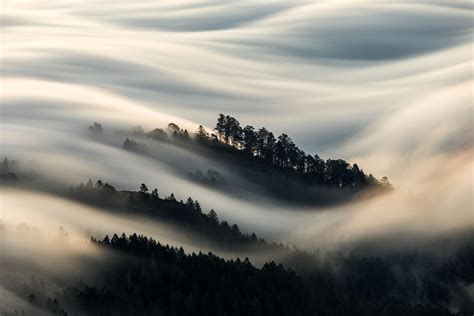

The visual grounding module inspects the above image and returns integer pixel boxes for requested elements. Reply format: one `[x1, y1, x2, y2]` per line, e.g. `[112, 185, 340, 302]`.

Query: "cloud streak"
[1, 0, 472, 251]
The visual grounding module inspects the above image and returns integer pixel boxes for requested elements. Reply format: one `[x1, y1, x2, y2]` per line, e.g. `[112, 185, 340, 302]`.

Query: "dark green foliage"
[139, 183, 148, 194]
[76, 235, 307, 316]
[206, 114, 392, 204]
[195, 125, 209, 143]
[69, 183, 269, 251]
[49, 233, 473, 316]
[128, 115, 392, 205]
[6, 180, 474, 315]
[207, 114, 389, 190]
[189, 122, 390, 204]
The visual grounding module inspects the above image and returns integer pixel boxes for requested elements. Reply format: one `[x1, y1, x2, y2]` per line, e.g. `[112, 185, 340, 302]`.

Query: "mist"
[1, 0, 472, 246]
[1, 1, 473, 314]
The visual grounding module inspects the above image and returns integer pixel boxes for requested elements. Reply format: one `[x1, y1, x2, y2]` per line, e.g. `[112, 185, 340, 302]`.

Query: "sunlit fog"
[1, 1, 473, 315]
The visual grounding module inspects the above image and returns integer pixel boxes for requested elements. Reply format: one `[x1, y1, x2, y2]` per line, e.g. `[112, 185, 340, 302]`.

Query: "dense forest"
[1, 114, 392, 204]
[1, 117, 471, 316]
[69, 180, 272, 252]
[2, 2, 471, 315]
[11, 181, 471, 316]
[1, 170, 473, 315]
[12, 232, 474, 316]
[117, 114, 393, 205]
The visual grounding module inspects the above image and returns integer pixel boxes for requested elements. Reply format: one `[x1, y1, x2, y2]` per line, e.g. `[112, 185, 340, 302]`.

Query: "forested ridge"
[2, 117, 472, 316]
[2, 180, 473, 315]
[1, 114, 392, 205]
[2, 2, 471, 316]
[12, 232, 474, 316]
[7, 180, 472, 316]
[117, 114, 393, 205]
[69, 180, 273, 252]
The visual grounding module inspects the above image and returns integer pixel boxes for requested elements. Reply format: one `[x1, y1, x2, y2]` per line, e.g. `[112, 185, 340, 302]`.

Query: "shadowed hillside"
[118, 114, 393, 206]
[11, 232, 473, 316]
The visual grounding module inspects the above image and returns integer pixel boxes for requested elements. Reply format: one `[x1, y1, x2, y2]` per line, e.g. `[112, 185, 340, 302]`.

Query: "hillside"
[118, 114, 393, 205]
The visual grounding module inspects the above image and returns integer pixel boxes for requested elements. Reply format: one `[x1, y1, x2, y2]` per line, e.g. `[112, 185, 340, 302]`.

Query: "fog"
[0, 188, 244, 254]
[287, 147, 473, 250]
[1, 1, 473, 253]
[0, 187, 265, 313]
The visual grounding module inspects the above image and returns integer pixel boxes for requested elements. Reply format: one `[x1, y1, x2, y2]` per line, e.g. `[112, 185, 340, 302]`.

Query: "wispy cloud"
[1, 0, 472, 249]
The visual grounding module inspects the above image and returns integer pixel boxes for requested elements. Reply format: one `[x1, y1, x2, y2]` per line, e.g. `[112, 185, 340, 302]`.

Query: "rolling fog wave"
[1, 1, 473, 250]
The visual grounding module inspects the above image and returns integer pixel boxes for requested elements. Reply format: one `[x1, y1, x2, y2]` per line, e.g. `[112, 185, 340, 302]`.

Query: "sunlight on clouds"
[1, 0, 472, 250]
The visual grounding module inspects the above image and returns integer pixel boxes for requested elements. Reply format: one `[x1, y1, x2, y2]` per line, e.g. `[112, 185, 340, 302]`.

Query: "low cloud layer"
[1, 1, 472, 251]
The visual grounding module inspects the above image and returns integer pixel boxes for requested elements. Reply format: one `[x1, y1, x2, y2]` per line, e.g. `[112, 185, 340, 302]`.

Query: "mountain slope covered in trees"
[69, 181, 272, 252]
[14, 233, 474, 316]
[118, 114, 393, 205]
[2, 116, 471, 316]
[2, 174, 473, 316]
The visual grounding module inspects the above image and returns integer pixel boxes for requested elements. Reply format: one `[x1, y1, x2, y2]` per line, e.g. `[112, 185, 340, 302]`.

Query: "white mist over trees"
[1, 1, 473, 315]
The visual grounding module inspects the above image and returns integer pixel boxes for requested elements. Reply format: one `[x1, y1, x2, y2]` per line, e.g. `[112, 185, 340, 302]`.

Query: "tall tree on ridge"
[215, 114, 226, 141]
[243, 125, 257, 155]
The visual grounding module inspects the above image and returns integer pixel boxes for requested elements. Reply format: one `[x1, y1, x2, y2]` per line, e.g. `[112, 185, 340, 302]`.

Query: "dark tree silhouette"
[166, 193, 176, 201]
[123, 138, 139, 151]
[203, 114, 391, 193]
[242, 125, 257, 154]
[215, 113, 226, 141]
[88, 122, 103, 133]
[37, 232, 473, 316]
[114, 114, 392, 205]
[208, 209, 218, 224]
[139, 183, 148, 194]
[195, 125, 209, 142]
[167, 122, 180, 135]
[214, 114, 243, 146]
[14, 179, 472, 316]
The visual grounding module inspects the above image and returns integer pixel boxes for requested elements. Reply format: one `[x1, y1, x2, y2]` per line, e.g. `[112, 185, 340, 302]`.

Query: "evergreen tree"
[139, 183, 148, 194]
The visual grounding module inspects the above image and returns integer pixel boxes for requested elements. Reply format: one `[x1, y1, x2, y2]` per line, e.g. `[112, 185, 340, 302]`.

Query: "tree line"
[69, 180, 270, 251]
[4, 178, 472, 315]
[20, 232, 474, 316]
[207, 114, 390, 189]
[116, 115, 392, 192]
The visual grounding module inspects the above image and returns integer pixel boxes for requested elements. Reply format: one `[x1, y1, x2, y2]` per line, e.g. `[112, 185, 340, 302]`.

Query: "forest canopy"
[119, 114, 392, 194]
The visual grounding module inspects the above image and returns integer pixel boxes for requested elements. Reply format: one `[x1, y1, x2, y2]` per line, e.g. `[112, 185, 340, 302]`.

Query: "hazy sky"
[1, 1, 473, 248]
